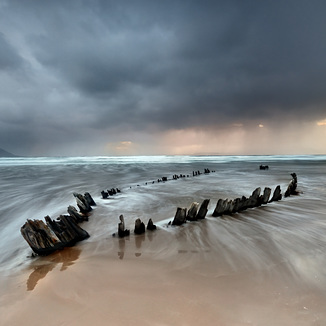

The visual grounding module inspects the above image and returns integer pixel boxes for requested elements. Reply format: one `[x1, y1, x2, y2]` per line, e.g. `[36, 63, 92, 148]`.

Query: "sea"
[1, 155, 326, 325]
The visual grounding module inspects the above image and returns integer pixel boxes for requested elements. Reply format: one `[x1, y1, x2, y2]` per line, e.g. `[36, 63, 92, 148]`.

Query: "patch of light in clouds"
[317, 119, 326, 126]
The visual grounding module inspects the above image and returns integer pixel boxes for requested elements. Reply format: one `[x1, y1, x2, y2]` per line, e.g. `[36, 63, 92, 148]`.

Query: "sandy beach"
[2, 213, 326, 326]
[1, 156, 326, 325]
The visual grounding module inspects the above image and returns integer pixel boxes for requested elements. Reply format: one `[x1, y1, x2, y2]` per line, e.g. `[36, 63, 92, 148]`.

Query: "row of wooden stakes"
[170, 173, 298, 226]
[115, 173, 298, 236]
[172, 173, 298, 225]
[21, 173, 298, 255]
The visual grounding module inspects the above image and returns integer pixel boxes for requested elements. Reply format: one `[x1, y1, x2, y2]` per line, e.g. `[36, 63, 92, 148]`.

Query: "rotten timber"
[21, 192, 96, 256]
[212, 173, 298, 218]
[172, 199, 210, 226]
[21, 172, 300, 255]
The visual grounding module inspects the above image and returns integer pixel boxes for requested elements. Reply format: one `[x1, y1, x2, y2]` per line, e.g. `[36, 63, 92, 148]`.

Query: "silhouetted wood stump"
[284, 173, 298, 197]
[186, 202, 199, 221]
[21, 219, 63, 256]
[118, 215, 130, 237]
[259, 187, 271, 205]
[84, 192, 96, 206]
[213, 198, 228, 217]
[101, 190, 108, 199]
[147, 218, 157, 230]
[196, 199, 210, 219]
[270, 185, 282, 202]
[21, 214, 90, 256]
[172, 207, 187, 225]
[134, 218, 146, 234]
[68, 205, 88, 222]
[247, 187, 261, 208]
[73, 193, 92, 214]
[46, 215, 90, 245]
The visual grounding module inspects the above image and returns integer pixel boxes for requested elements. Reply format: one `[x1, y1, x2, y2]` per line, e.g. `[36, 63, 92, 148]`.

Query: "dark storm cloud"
[1, 0, 326, 154]
[0, 32, 23, 70]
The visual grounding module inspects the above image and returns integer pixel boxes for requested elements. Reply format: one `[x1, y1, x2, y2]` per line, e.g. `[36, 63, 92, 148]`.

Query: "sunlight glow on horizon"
[317, 119, 326, 126]
[100, 121, 326, 156]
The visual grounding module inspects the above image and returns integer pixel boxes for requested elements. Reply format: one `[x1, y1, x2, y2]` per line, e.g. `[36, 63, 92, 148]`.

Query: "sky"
[0, 0, 326, 156]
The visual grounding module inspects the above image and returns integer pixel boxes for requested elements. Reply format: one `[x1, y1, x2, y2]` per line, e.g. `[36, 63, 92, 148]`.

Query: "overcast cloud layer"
[1, 0, 326, 156]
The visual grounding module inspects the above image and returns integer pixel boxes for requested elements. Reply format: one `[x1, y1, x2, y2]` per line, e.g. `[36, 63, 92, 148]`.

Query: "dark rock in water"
[259, 165, 269, 170]
[118, 215, 130, 237]
[172, 207, 187, 225]
[84, 192, 96, 206]
[134, 218, 146, 234]
[284, 173, 298, 197]
[186, 202, 199, 221]
[270, 185, 282, 202]
[147, 218, 157, 230]
[196, 199, 210, 219]
[101, 190, 108, 199]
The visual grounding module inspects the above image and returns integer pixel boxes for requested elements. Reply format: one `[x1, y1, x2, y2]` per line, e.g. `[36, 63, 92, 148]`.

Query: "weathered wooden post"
[186, 202, 199, 221]
[101, 190, 108, 199]
[260, 187, 271, 205]
[270, 185, 282, 202]
[84, 192, 96, 206]
[118, 215, 130, 237]
[134, 218, 146, 234]
[213, 198, 229, 217]
[147, 218, 157, 230]
[68, 205, 87, 222]
[73, 193, 92, 214]
[284, 173, 298, 197]
[172, 207, 187, 225]
[196, 199, 210, 219]
[247, 187, 261, 208]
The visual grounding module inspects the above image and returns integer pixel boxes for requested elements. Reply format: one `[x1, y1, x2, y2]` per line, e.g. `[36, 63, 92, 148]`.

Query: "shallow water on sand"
[1, 155, 326, 325]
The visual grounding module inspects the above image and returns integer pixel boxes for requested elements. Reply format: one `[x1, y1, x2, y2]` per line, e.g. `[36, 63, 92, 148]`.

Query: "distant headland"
[0, 148, 17, 157]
